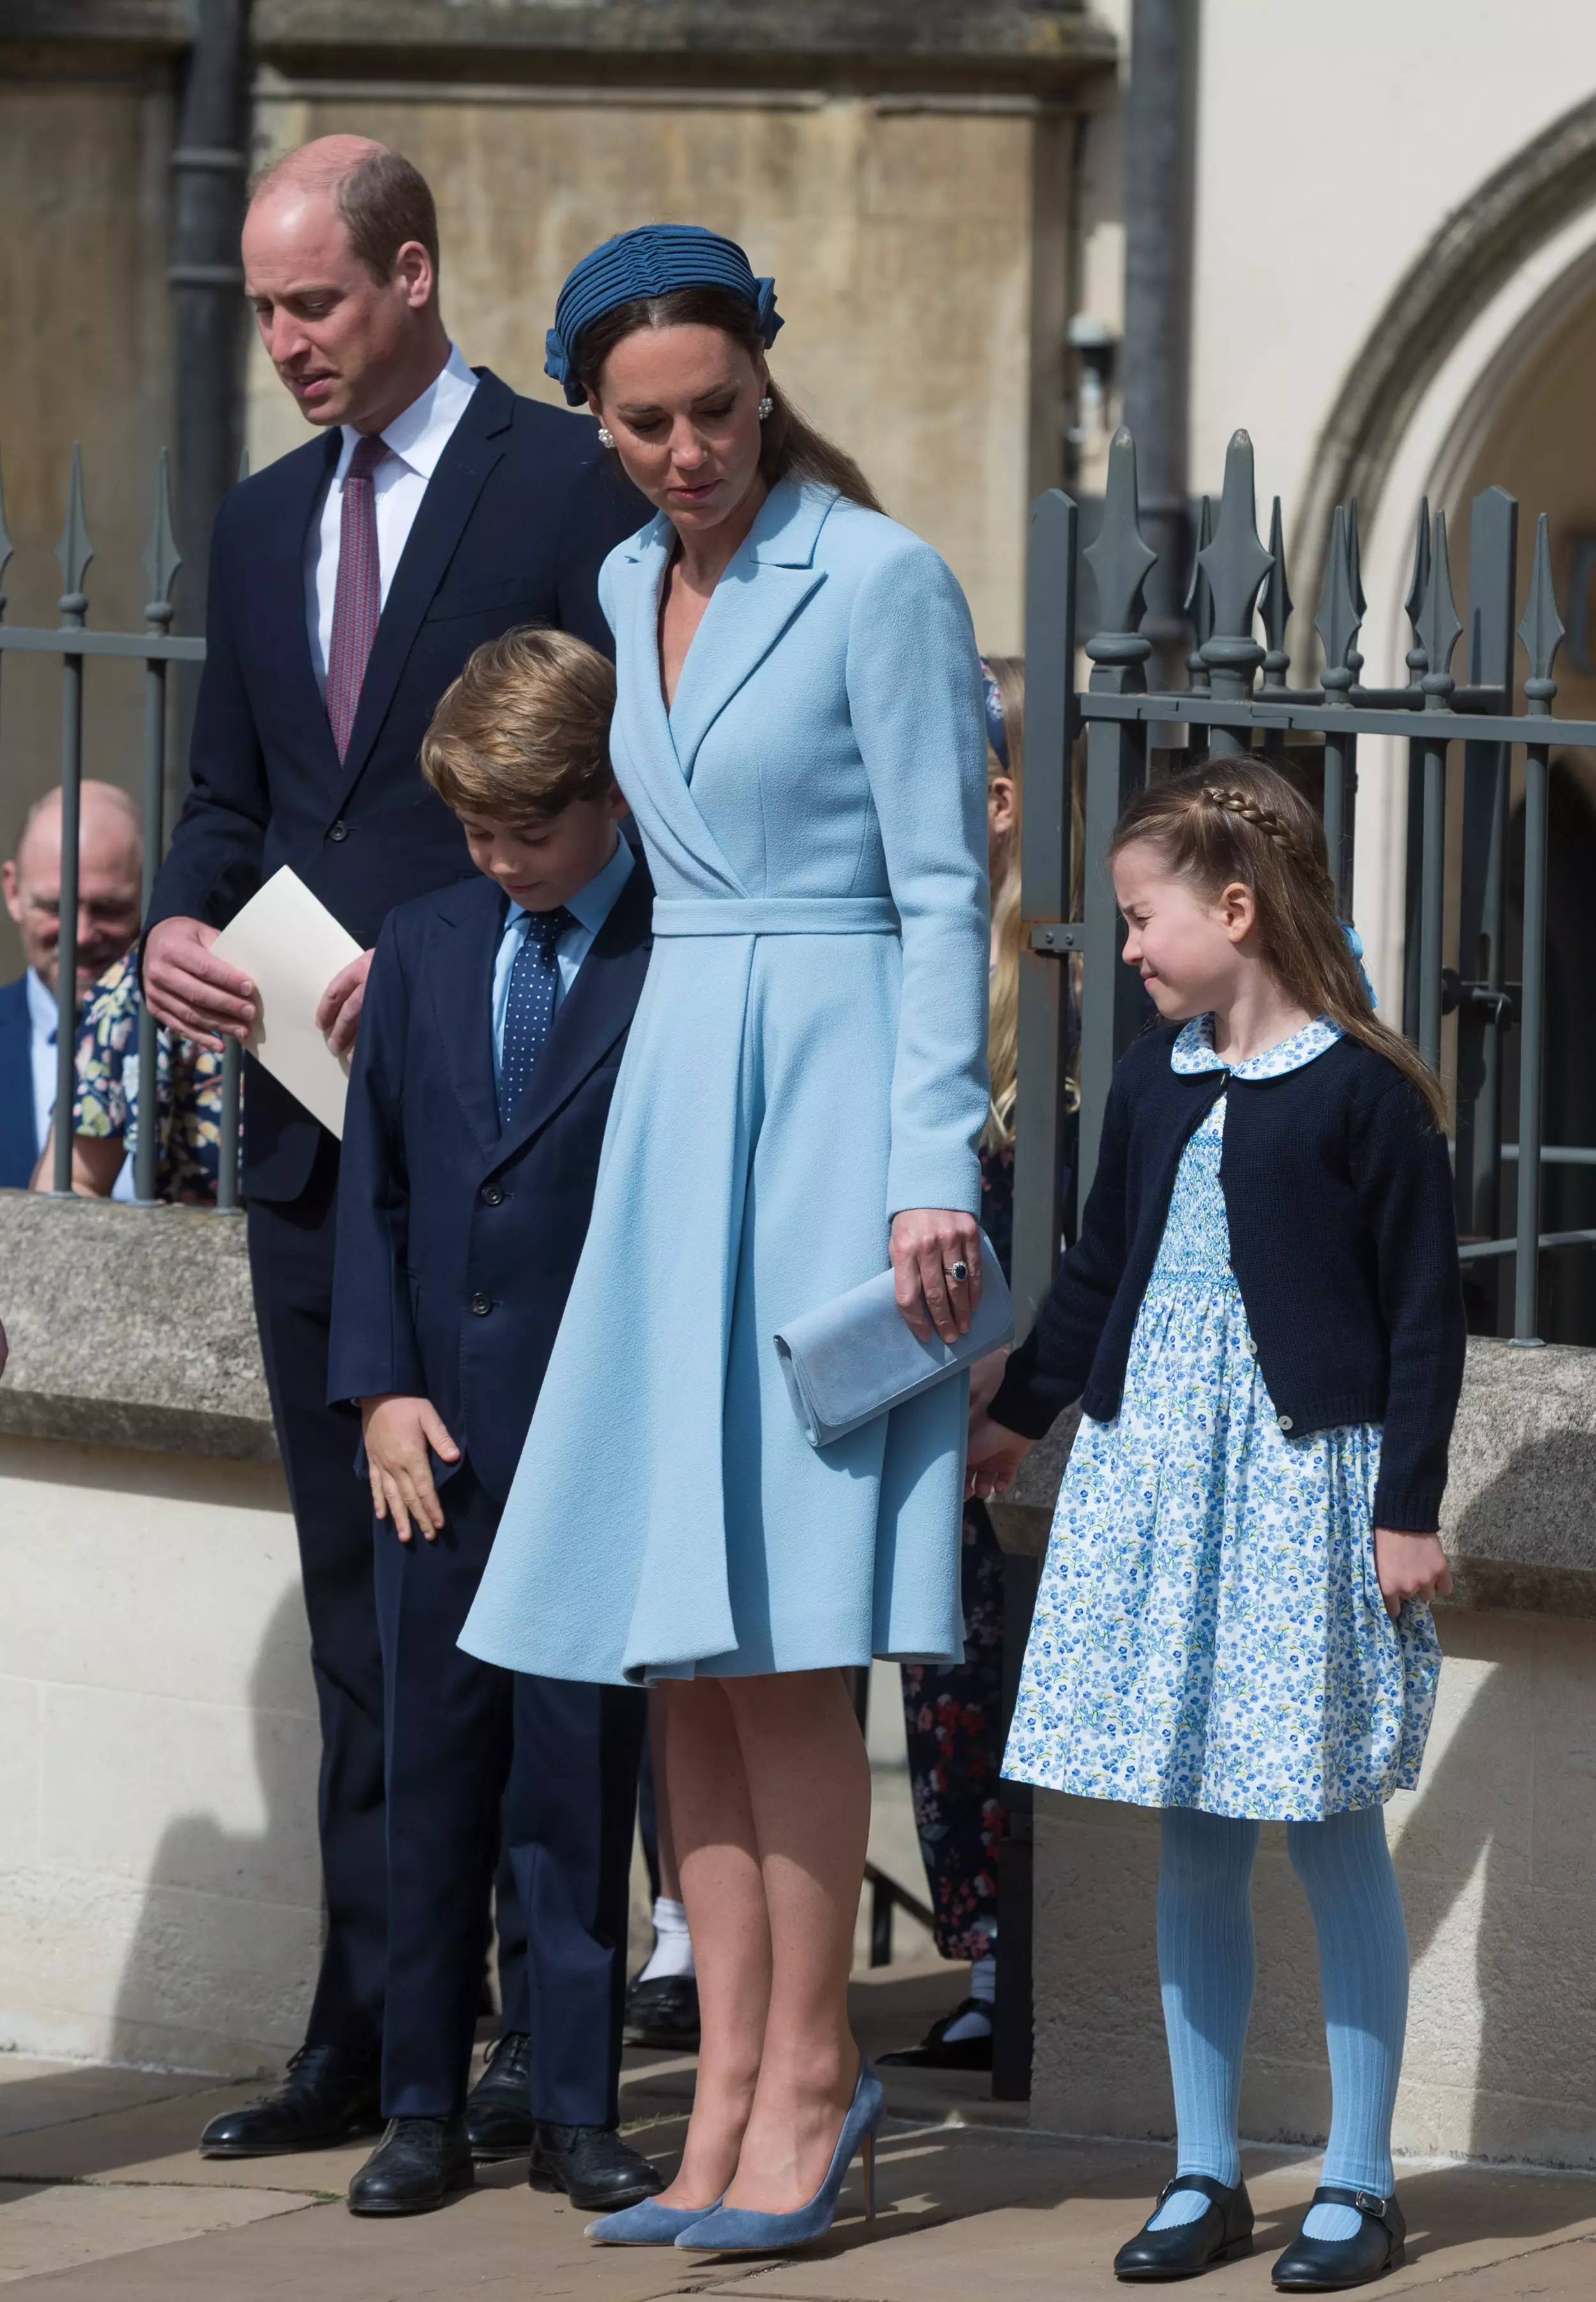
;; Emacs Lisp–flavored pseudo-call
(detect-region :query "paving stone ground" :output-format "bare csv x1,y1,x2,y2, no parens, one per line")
4,1965,1594,2299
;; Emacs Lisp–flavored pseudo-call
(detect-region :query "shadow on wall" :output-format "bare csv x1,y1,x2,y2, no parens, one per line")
109,1587,322,2078
1393,1437,1596,2169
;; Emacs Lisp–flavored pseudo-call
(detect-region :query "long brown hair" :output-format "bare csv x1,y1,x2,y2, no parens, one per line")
1109,758,1447,1127
570,284,882,512
982,656,1024,1153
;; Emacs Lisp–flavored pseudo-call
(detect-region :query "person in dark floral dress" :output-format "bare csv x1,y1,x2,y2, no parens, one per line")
885,655,1077,2069
34,947,236,1205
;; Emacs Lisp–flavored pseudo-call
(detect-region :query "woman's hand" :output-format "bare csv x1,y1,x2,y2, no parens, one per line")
890,1208,983,1345
1374,1527,1453,1619
362,1392,460,1543
966,1412,1033,1501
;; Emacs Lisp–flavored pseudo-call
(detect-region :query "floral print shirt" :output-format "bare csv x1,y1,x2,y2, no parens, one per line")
73,950,234,1205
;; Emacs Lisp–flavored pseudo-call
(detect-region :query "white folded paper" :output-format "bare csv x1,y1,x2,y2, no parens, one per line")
211,866,363,1139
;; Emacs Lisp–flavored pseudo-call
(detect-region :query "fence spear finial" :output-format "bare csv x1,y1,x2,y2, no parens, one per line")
1404,495,1432,682
55,442,93,630
142,448,182,634
1314,504,1363,703
1260,496,1292,691
0,450,13,619
1084,425,1156,690
1518,512,1565,715
1184,496,1213,690
1417,508,1463,703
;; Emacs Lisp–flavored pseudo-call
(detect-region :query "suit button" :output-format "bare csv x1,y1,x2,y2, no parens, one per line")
481,1184,504,1208
328,818,349,843
470,1292,492,1317
1277,1413,1293,1432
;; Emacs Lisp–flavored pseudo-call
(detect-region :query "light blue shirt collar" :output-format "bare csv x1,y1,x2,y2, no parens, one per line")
492,835,635,1089
1171,1012,1344,1079
502,828,634,944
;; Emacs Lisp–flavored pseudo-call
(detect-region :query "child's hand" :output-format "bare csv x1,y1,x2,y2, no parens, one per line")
966,1413,1033,1502
970,1344,1010,1415
1374,1527,1453,1618
362,1393,460,1543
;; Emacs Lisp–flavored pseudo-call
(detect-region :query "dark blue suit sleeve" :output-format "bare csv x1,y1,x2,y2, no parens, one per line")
328,915,427,1408
556,453,648,653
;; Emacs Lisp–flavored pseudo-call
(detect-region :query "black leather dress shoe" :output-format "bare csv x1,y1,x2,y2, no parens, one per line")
347,2116,475,2216
466,2032,533,2161
623,1973,701,2051
1114,2175,1256,2281
528,2123,665,2211
198,2045,383,2158
879,1996,993,2071
1272,2186,1406,2290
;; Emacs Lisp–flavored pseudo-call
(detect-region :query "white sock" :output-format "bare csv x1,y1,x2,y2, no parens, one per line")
638,1896,695,1982
941,1953,996,2042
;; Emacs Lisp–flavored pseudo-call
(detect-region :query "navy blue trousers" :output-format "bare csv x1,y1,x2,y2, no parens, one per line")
373,1463,645,2123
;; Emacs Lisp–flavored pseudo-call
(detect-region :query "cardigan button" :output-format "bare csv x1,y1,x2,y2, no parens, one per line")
1277,1413,1293,1431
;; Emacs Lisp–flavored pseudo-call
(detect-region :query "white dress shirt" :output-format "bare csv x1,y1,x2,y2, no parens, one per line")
491,837,636,1095
27,966,135,1201
304,342,480,696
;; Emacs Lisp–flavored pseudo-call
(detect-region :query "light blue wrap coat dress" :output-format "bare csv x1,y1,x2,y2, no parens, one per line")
460,478,990,1686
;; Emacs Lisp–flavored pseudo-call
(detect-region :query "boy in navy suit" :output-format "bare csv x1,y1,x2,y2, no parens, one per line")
330,627,658,2218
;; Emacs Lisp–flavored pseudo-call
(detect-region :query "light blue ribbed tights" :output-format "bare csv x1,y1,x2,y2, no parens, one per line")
1145,1806,1408,2242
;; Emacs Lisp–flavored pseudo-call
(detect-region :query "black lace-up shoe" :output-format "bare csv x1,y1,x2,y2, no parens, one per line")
879,1995,994,2071
347,2115,475,2215
623,1974,701,2050
528,2123,665,2212
1114,2174,1256,2280
197,2044,383,2158
465,2032,533,2160
1272,2186,1407,2290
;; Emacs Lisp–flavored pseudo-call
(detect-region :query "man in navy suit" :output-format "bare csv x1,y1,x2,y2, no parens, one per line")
329,627,657,2217
142,137,643,2156
2,784,144,1190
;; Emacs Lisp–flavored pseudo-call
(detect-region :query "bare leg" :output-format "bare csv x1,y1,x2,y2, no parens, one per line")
720,1667,870,2213
651,1677,770,2209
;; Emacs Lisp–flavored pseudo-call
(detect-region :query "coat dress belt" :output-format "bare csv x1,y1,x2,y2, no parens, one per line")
651,896,900,936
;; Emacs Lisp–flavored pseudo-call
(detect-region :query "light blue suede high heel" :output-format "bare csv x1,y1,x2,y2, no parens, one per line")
674,2061,885,2254
585,2195,724,2245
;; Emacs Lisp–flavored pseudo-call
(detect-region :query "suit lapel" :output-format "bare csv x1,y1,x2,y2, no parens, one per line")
0,977,40,1180
331,370,515,813
665,480,832,779
262,433,342,782
489,864,653,1171
428,883,504,1164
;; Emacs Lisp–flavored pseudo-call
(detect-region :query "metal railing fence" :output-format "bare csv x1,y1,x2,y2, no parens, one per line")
0,445,240,1210
1014,424,1586,1358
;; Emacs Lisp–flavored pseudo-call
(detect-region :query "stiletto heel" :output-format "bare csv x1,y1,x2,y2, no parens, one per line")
676,2061,886,2253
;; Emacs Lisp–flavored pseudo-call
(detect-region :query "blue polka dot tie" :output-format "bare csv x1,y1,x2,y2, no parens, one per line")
498,907,575,1129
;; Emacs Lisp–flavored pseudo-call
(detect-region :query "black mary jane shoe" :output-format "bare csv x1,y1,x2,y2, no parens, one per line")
465,2031,533,2161
347,2115,475,2216
1272,2186,1406,2291
1114,2174,1256,2282
529,2122,664,2212
879,1996,994,2072
623,1973,701,2052
198,2043,383,2158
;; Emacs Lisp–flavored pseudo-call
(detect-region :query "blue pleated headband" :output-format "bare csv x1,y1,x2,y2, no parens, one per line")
545,224,783,405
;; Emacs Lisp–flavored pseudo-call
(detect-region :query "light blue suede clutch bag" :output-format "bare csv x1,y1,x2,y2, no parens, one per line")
773,1232,1014,1449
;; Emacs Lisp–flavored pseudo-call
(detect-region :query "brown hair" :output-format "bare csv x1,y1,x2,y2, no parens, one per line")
1109,756,1447,1127
571,284,882,512
983,656,1024,1154
421,627,616,823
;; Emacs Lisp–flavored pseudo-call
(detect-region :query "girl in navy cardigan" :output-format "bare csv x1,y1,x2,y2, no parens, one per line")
968,760,1464,2293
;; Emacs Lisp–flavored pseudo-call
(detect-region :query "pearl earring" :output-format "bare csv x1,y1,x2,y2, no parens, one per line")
597,425,615,448
757,395,773,420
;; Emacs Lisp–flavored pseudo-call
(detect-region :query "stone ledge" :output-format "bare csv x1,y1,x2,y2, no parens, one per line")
0,1191,277,1465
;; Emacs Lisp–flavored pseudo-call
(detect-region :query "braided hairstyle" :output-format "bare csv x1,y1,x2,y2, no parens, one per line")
1108,757,1447,1127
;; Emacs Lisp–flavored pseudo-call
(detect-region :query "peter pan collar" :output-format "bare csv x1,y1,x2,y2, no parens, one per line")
1171,1012,1344,1079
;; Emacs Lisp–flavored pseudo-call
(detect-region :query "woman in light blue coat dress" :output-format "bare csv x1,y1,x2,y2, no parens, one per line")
460,229,990,2248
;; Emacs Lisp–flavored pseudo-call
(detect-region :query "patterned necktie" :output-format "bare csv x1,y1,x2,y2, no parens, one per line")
325,433,389,761
498,907,575,1127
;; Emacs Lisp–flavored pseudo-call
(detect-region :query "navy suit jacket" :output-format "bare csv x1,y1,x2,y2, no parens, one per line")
0,975,40,1189
328,860,653,1504
146,369,645,1205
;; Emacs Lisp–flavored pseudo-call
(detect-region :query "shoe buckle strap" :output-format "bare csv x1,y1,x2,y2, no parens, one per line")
1355,2190,1389,2218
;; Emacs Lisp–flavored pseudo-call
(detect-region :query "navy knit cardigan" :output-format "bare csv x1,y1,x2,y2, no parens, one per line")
989,1023,1467,1532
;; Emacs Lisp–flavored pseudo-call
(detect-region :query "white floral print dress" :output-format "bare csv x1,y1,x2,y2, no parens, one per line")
1003,1014,1441,1822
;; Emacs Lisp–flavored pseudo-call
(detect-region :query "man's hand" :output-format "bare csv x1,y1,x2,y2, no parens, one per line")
890,1208,984,1345
317,950,374,1057
966,1412,1033,1502
1374,1527,1453,1619
362,1393,460,1543
143,916,255,1051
